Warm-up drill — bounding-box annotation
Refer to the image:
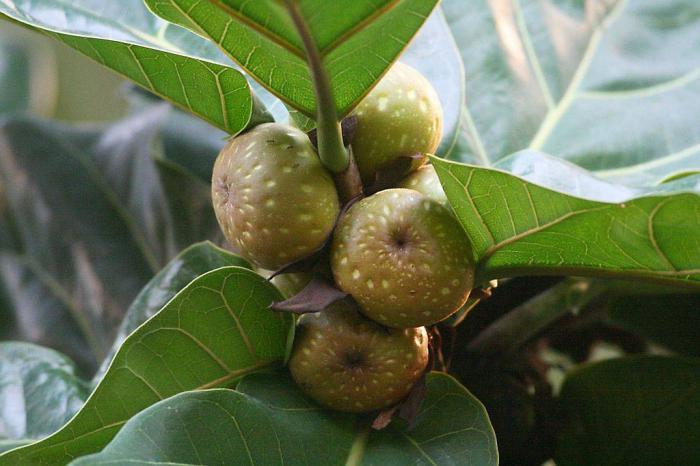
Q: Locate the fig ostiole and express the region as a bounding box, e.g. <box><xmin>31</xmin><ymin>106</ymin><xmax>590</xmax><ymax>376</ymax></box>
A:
<box><xmin>288</xmin><ymin>301</ymin><xmax>429</xmax><ymax>413</ymax></box>
<box><xmin>212</xmin><ymin>123</ymin><xmax>340</xmax><ymax>270</ymax></box>
<box><xmin>351</xmin><ymin>62</ymin><xmax>443</xmax><ymax>186</ymax></box>
<box><xmin>331</xmin><ymin>188</ymin><xmax>475</xmax><ymax>328</ymax></box>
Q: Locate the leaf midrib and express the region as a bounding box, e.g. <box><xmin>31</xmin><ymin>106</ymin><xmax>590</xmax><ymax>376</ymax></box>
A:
<box><xmin>11</xmin><ymin>360</ymin><xmax>275</xmax><ymax>460</ymax></box>
<box><xmin>319</xmin><ymin>0</ymin><xmax>402</xmax><ymax>56</ymax></box>
<box><xmin>206</xmin><ymin>0</ymin><xmax>405</xmax><ymax>60</ymax></box>
<box><xmin>528</xmin><ymin>0</ymin><xmax>629</xmax><ymax>149</ymax></box>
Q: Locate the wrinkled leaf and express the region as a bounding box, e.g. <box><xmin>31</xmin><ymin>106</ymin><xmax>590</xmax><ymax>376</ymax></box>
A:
<box><xmin>0</xmin><ymin>267</ymin><xmax>291</xmax><ymax>465</ymax></box>
<box><xmin>0</xmin><ymin>343</ymin><xmax>88</xmax><ymax>442</ymax></box>
<box><xmin>145</xmin><ymin>0</ymin><xmax>439</xmax><ymax>117</ymax></box>
<box><xmin>94</xmin><ymin>242</ymin><xmax>249</xmax><ymax>384</ymax></box>
<box><xmin>0</xmin><ymin>0</ymin><xmax>268</xmax><ymax>134</ymax></box>
<box><xmin>556</xmin><ymin>356</ymin><xmax>700</xmax><ymax>465</ymax></box>
<box><xmin>70</xmin><ymin>372</ymin><xmax>497</xmax><ymax>466</ymax></box>
<box><xmin>442</xmin><ymin>0</ymin><xmax>700</xmax><ymax>186</ymax></box>
<box><xmin>433</xmin><ymin>157</ymin><xmax>700</xmax><ymax>288</ymax></box>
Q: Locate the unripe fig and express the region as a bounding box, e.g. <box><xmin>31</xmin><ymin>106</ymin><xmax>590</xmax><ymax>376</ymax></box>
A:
<box><xmin>331</xmin><ymin>189</ymin><xmax>474</xmax><ymax>328</ymax></box>
<box><xmin>212</xmin><ymin>123</ymin><xmax>340</xmax><ymax>270</ymax></box>
<box><xmin>351</xmin><ymin>62</ymin><xmax>443</xmax><ymax>185</ymax></box>
<box><xmin>397</xmin><ymin>164</ymin><xmax>447</xmax><ymax>206</ymax></box>
<box><xmin>289</xmin><ymin>302</ymin><xmax>429</xmax><ymax>413</ymax></box>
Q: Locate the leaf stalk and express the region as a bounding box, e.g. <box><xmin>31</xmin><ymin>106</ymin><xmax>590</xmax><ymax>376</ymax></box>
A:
<box><xmin>285</xmin><ymin>0</ymin><xmax>348</xmax><ymax>174</ymax></box>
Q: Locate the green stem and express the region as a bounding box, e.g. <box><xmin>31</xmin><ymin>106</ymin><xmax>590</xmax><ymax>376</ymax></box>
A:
<box><xmin>467</xmin><ymin>278</ymin><xmax>607</xmax><ymax>360</ymax></box>
<box><xmin>285</xmin><ymin>0</ymin><xmax>348</xmax><ymax>174</ymax></box>
<box><xmin>344</xmin><ymin>424</ymin><xmax>370</xmax><ymax>466</ymax></box>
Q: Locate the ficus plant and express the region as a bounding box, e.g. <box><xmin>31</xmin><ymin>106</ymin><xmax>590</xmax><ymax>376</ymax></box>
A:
<box><xmin>0</xmin><ymin>0</ymin><xmax>699</xmax><ymax>465</ymax></box>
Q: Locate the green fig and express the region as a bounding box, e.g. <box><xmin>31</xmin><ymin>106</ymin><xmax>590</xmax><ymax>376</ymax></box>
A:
<box><xmin>212</xmin><ymin>123</ymin><xmax>340</xmax><ymax>270</ymax></box>
<box><xmin>331</xmin><ymin>188</ymin><xmax>474</xmax><ymax>328</ymax></box>
<box><xmin>288</xmin><ymin>302</ymin><xmax>429</xmax><ymax>413</ymax></box>
<box><xmin>351</xmin><ymin>62</ymin><xmax>443</xmax><ymax>185</ymax></box>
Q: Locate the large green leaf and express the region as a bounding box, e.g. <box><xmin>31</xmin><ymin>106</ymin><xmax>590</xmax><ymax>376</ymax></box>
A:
<box><xmin>0</xmin><ymin>0</ymin><xmax>269</xmax><ymax>134</ymax></box>
<box><xmin>0</xmin><ymin>117</ymin><xmax>157</xmax><ymax>370</ymax></box>
<box><xmin>442</xmin><ymin>0</ymin><xmax>700</xmax><ymax>186</ymax></box>
<box><xmin>0</xmin><ymin>343</ymin><xmax>88</xmax><ymax>444</ymax></box>
<box><xmin>0</xmin><ymin>267</ymin><xmax>291</xmax><ymax>465</ymax></box>
<box><xmin>433</xmin><ymin>157</ymin><xmax>700</xmax><ymax>288</ymax></box>
<box><xmin>93</xmin><ymin>241</ymin><xmax>249</xmax><ymax>384</ymax></box>
<box><xmin>145</xmin><ymin>0</ymin><xmax>439</xmax><ymax>117</ymax></box>
<box><xmin>70</xmin><ymin>372</ymin><xmax>497</xmax><ymax>466</ymax></box>
<box><xmin>556</xmin><ymin>356</ymin><xmax>700</xmax><ymax>465</ymax></box>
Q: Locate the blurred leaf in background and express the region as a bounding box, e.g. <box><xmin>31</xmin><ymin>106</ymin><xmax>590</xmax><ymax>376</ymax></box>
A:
<box><xmin>0</xmin><ymin>21</ymin><xmax>126</xmax><ymax>121</ymax></box>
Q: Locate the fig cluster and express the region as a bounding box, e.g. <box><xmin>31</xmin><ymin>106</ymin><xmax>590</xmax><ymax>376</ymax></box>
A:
<box><xmin>212</xmin><ymin>62</ymin><xmax>474</xmax><ymax>413</ymax></box>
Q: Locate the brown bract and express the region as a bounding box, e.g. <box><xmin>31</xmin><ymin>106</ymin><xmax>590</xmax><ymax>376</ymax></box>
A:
<box><xmin>331</xmin><ymin>189</ymin><xmax>474</xmax><ymax>327</ymax></box>
<box><xmin>288</xmin><ymin>302</ymin><xmax>429</xmax><ymax>413</ymax></box>
<box><xmin>351</xmin><ymin>62</ymin><xmax>443</xmax><ymax>186</ymax></box>
<box><xmin>211</xmin><ymin>123</ymin><xmax>340</xmax><ymax>270</ymax></box>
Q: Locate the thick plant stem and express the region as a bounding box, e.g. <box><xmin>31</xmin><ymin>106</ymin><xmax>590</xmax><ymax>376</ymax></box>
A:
<box><xmin>285</xmin><ymin>0</ymin><xmax>347</xmax><ymax>174</ymax></box>
<box><xmin>467</xmin><ymin>278</ymin><xmax>607</xmax><ymax>361</ymax></box>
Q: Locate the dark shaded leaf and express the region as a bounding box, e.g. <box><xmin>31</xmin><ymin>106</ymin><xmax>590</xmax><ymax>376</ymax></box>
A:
<box><xmin>608</xmin><ymin>293</ymin><xmax>700</xmax><ymax>357</ymax></box>
<box><xmin>0</xmin><ymin>118</ymin><xmax>156</xmax><ymax>369</ymax></box>
<box><xmin>556</xmin><ymin>356</ymin><xmax>700</xmax><ymax>466</ymax></box>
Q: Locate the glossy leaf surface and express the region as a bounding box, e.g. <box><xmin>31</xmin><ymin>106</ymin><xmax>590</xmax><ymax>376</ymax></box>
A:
<box><xmin>433</xmin><ymin>157</ymin><xmax>700</xmax><ymax>288</ymax></box>
<box><xmin>71</xmin><ymin>372</ymin><xmax>497</xmax><ymax>466</ymax></box>
<box><xmin>442</xmin><ymin>0</ymin><xmax>700</xmax><ymax>186</ymax></box>
<box><xmin>0</xmin><ymin>267</ymin><xmax>291</xmax><ymax>465</ymax></box>
<box><xmin>144</xmin><ymin>0</ymin><xmax>439</xmax><ymax>117</ymax></box>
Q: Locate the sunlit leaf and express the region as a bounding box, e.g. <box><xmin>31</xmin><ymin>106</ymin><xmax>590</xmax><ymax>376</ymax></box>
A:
<box><xmin>433</xmin><ymin>157</ymin><xmax>700</xmax><ymax>288</ymax></box>
<box><xmin>145</xmin><ymin>0</ymin><xmax>439</xmax><ymax>117</ymax></box>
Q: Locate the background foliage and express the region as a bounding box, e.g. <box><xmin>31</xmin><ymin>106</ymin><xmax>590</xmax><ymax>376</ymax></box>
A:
<box><xmin>0</xmin><ymin>0</ymin><xmax>698</xmax><ymax>465</ymax></box>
